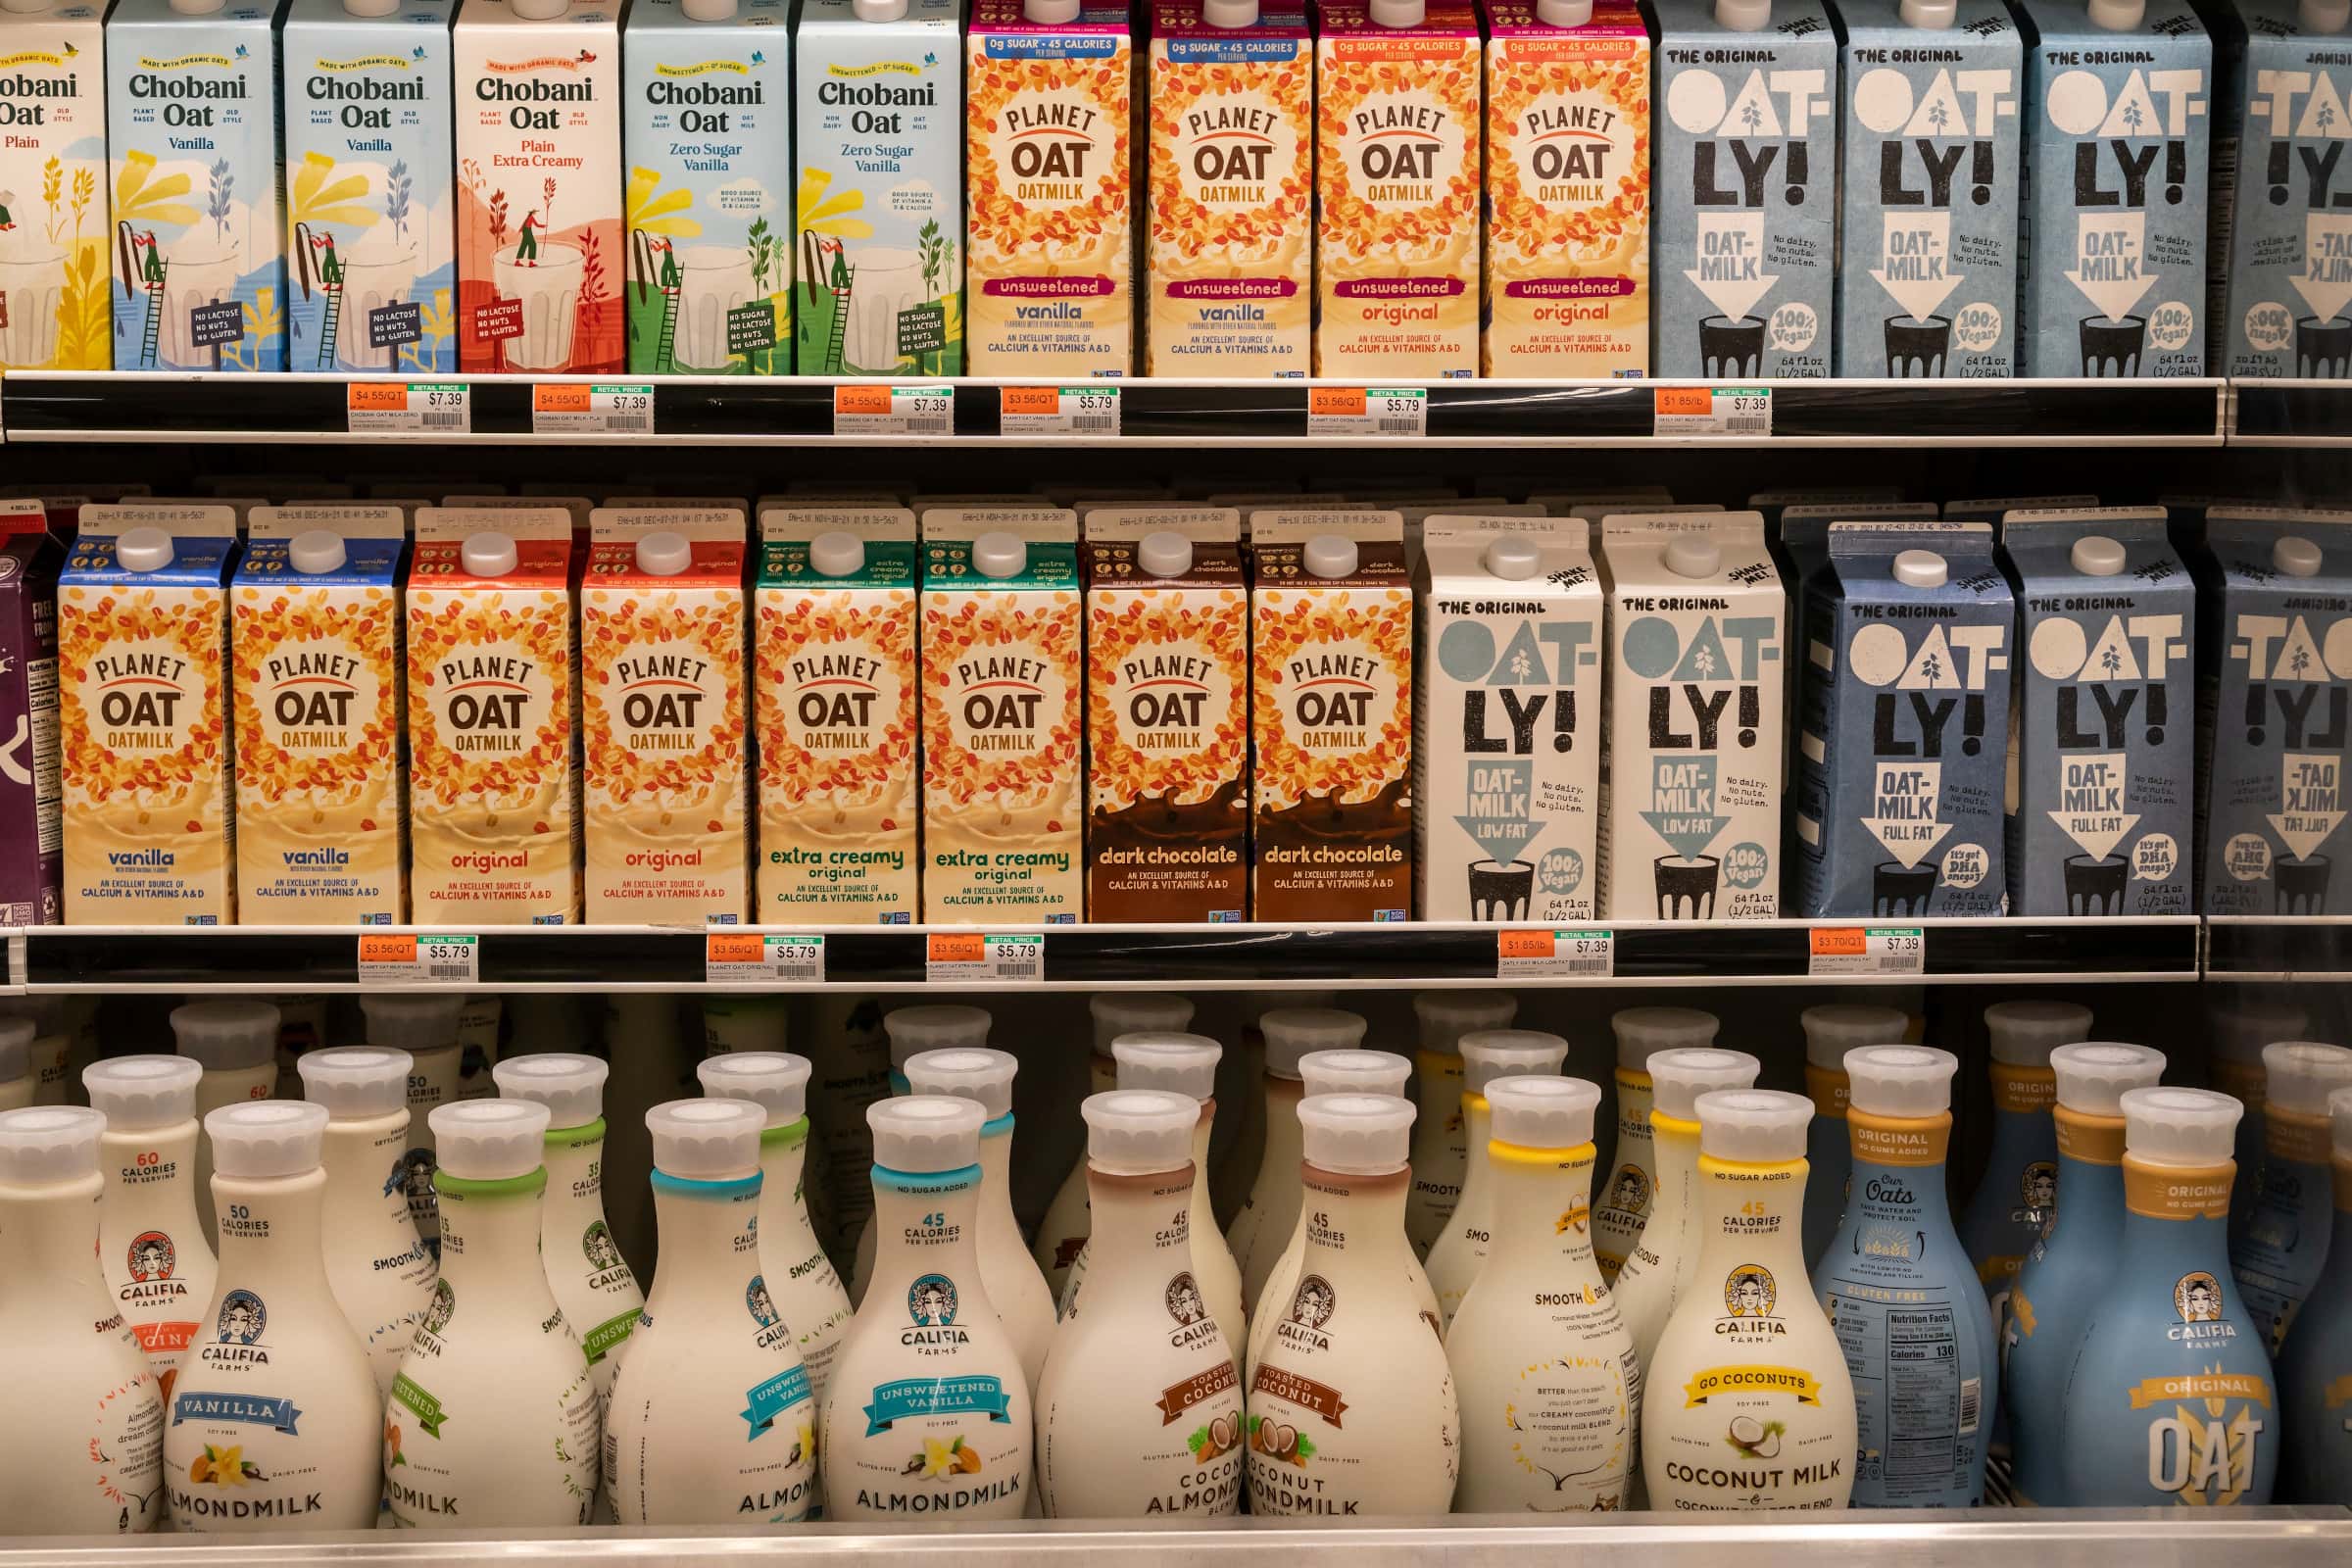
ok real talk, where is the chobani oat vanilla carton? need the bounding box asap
[1084,507,1250,920]
[581,507,749,925]
[754,506,919,922]
[59,504,238,925]
[919,508,1084,922]
[406,507,580,925]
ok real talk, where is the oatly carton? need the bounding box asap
[1834,0,2023,377]
[1652,0,1838,377]
[0,503,63,924]
[2002,507,2194,914]
[1598,513,1785,919]
[0,1,109,370]
[1793,519,2013,916]
[2014,0,2211,376]
[1250,510,1415,920]
[1083,508,1250,920]
[1415,514,1604,921]
[2196,506,2352,913]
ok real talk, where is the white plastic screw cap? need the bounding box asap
[1694,1088,1813,1163]
[207,1100,329,1180]
[0,0,56,14]
[0,1105,105,1185]
[972,530,1028,578]
[1893,549,1948,589]
[1899,0,1955,24]
[1299,1049,1411,1099]
[172,999,282,1073]
[1112,1033,1222,1101]
[2275,535,2326,577]
[360,993,465,1054]
[2071,535,2128,577]
[1203,0,1257,23]
[1414,991,1518,1052]
[344,0,398,15]
[462,531,519,577]
[1665,534,1723,579]
[2305,0,2351,32]
[810,530,867,577]
[904,1047,1019,1120]
[1260,1007,1368,1078]
[869,1094,986,1173]
[1487,1075,1601,1149]
[82,1055,204,1131]
[297,1047,415,1121]
[1651,1048,1764,1120]
[1369,0,1424,23]
[698,1052,814,1128]
[493,1054,609,1128]
[2051,1042,2167,1116]
[1613,1005,1720,1071]
[1984,999,2093,1065]
[1536,0,1593,22]
[1800,1004,1909,1070]
[114,527,176,572]
[1026,0,1079,19]
[1139,531,1195,578]
[2122,1086,2241,1167]
[0,1016,28,1086]
[1844,1045,1958,1117]
[289,529,348,574]
[635,531,692,577]
[647,1097,765,1181]
[432,1099,550,1182]
[854,0,907,19]
[2086,0,2143,27]
[509,0,566,16]
[1303,533,1359,579]
[1485,537,1543,581]
[2211,998,2310,1061]
[682,0,736,17]
[2262,1041,2352,1117]
[1459,1029,1569,1095]
[1083,1089,1200,1174]
[1090,992,1195,1054]
[1299,1092,1415,1173]
[885,1004,992,1068]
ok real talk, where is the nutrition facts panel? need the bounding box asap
[1826,1285,1979,1501]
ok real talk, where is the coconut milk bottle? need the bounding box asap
[1960,1001,2090,1306]
[1594,1006,1720,1281]
[295,1048,435,1397]
[84,1056,217,1399]
[1037,994,1197,1302]
[1228,1009,1366,1325]
[1612,1048,1763,1383]
[0,0,109,370]
[1427,1029,1572,1326]
[1404,991,1518,1259]
[2230,1041,2352,1351]
[1797,1004,1909,1266]
[2278,1084,2352,1502]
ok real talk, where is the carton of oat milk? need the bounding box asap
[59,504,238,924]
[1250,509,1415,920]
[2014,0,2211,376]
[405,507,581,924]
[2196,506,2352,913]
[582,507,749,925]
[1792,519,2013,916]
[1598,512,1784,919]
[753,505,920,922]
[1833,0,2023,377]
[1084,508,1250,920]
[0,1,109,370]
[919,508,1084,922]
[1415,514,1604,921]
[0,503,63,925]
[2002,507,2194,914]
[1651,0,1838,377]
[793,0,962,376]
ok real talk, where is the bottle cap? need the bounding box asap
[0,1016,31,1086]
[1368,0,1424,24]
[297,1047,414,1120]
[972,531,1028,579]
[1260,1007,1367,1078]
[1082,1089,1200,1174]
[1298,1093,1415,1173]
[290,529,349,573]
[2305,0,2351,30]
[510,0,566,15]
[1715,0,1771,24]
[461,531,519,576]
[810,530,866,577]
[2332,1086,2352,1159]
[885,1004,992,1068]
[2050,1042,2167,1116]
[83,1056,205,1133]
[0,996,63,1036]
[1484,537,1542,581]
[172,1000,282,1072]
[854,0,906,18]
[646,1098,763,1181]
[1090,992,1195,1054]
[1487,1075,1601,1148]
[1303,534,1359,579]
[1536,0,1593,22]
[1202,0,1256,22]
[683,0,736,16]
[117,527,177,572]
[1665,534,1722,578]
[492,1054,609,1127]
[904,1047,1018,1120]
[1112,1033,1221,1101]
[2262,1041,2352,1117]
[1844,1046,1958,1117]
[360,993,465,1054]
[1613,1005,1719,1070]
[1241,991,1335,1029]
[1650,1048,1763,1120]
[207,1101,329,1180]
[1460,1029,1569,1096]
[0,1105,105,1185]
[1026,0,1079,18]
[1694,1089,1812,1163]
[1984,999,2092,1065]
[2210,998,2309,1063]
[1298,1049,1411,1099]
[2086,0,2142,26]
[697,1052,813,1128]
[635,531,692,576]
[2122,1086,2242,1167]
[1800,1003,1909,1070]
[1139,531,1194,577]
[344,0,398,14]
[431,1099,550,1181]
[1413,991,1518,1054]
[1892,549,1948,588]
[869,1095,986,1173]
[2070,535,2127,577]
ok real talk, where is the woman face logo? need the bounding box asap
[747,1277,778,1327]
[1164,1272,1206,1326]
[1610,1166,1651,1216]
[908,1274,958,1327]
[128,1232,175,1283]
[422,1279,455,1336]
[1725,1265,1776,1318]
[2021,1162,2058,1212]
[2176,1271,2224,1324]
[583,1222,622,1272]
[219,1290,266,1345]
[1288,1274,1337,1329]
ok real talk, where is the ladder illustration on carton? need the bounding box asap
[292,221,349,370]
[116,220,167,369]
[629,229,681,373]
[801,230,853,375]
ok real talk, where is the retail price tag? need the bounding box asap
[1807,925,1926,977]
[1309,386,1427,439]
[705,931,825,986]
[834,384,955,438]
[1496,928,1614,979]
[1652,385,1772,438]
[925,932,1045,985]
[532,383,655,436]
[347,381,470,435]
[358,933,480,987]
[1001,385,1121,438]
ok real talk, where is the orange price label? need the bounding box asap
[1497,930,1556,962]
[1309,387,1368,418]
[1001,387,1065,417]
[834,383,953,436]
[926,933,987,966]
[1807,925,1923,977]
[1653,387,1715,418]
[706,931,766,966]
[705,932,825,984]
[834,385,895,416]
[346,381,469,433]
[358,933,417,966]
[924,932,1045,983]
[357,932,478,985]
[533,383,592,415]
[1496,928,1614,978]
[1810,928,1868,958]
[347,383,411,414]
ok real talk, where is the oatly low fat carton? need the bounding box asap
[0,503,63,924]
[1793,520,2013,916]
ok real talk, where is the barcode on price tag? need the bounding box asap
[347,382,469,434]
[1653,386,1772,438]
[1001,386,1121,437]
[1309,387,1427,439]
[706,932,825,986]
[925,932,1046,985]
[358,933,480,987]
[1808,925,1925,977]
[834,384,954,438]
[1496,928,1614,979]
[533,383,655,435]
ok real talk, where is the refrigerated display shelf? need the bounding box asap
[2206,916,2352,982]
[2230,377,2352,445]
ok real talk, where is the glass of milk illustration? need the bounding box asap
[631,235,755,370]
[496,210,583,369]
[0,235,66,367]
[295,221,424,370]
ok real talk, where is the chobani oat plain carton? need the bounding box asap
[754,506,919,922]
[59,504,238,924]
[920,509,1084,922]
[406,506,581,925]
[581,507,749,925]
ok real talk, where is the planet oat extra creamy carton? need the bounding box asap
[0,0,110,371]
[1415,514,1604,921]
[1651,0,1838,377]
[753,506,919,922]
[0,502,64,925]
[2001,507,2194,915]
[59,503,238,924]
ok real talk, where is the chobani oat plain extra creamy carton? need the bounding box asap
[920,509,1085,922]
[59,503,237,924]
[581,507,749,925]
[1083,507,1250,920]
[406,506,581,924]
[753,506,919,922]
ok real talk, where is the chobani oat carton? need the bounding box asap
[754,506,919,922]
[1250,509,1415,920]
[406,507,580,925]
[581,507,749,925]
[1084,507,1250,920]
[230,507,408,925]
[59,504,238,925]
[0,503,64,925]
[919,509,1084,922]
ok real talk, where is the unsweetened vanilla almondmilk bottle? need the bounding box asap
[296,1047,437,1398]
[83,1056,219,1399]
[1425,1029,1572,1328]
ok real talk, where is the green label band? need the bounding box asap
[545,1119,607,1152]
[390,1373,449,1437]
[760,1116,811,1152]
[433,1167,549,1200]
[582,1308,638,1363]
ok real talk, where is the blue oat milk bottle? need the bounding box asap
[2230,1041,2352,1353]
[1798,1004,1910,1267]
[1958,1000,2090,1311]
[2277,1084,2352,1503]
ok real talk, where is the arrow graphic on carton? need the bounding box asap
[2269,751,2347,861]
[1457,760,1544,869]
[2291,213,2352,329]
[1874,212,1963,324]
[2067,213,2155,325]
[2047,750,2141,863]
[1642,754,1730,860]
[1864,760,1952,870]
[1687,212,1779,325]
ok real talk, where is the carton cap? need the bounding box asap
[1695,1089,1811,1161]
[635,532,692,577]
[169,0,225,12]
[2051,1043,2166,1116]
[1892,549,1947,588]
[1083,1090,1200,1174]
[463,532,519,576]
[1304,535,1359,578]
[2262,1042,2352,1117]
[297,1047,414,1120]
[1537,0,1593,20]
[1298,1049,1411,1099]
[1801,1004,1909,1070]
[684,0,737,16]
[973,531,1028,578]
[1369,0,1425,22]
[0,1106,105,1186]
[2305,0,2350,31]
[2087,0,2143,27]
[856,0,908,17]
[2071,535,2128,576]
[1027,0,1080,17]
[289,530,349,574]
[2122,1087,2239,1166]
[0,0,54,13]
[2276,536,2325,577]
[1140,531,1194,577]
[647,1098,763,1181]
[494,1054,610,1127]
[116,528,175,573]
[1485,537,1542,580]
[344,0,397,13]
[83,1055,205,1131]
[510,0,568,17]
[1900,0,1955,24]
[809,531,868,576]
[208,1101,329,1180]
[1845,1046,1958,1117]
[869,1095,985,1173]
[1664,535,1721,578]
[1203,0,1257,23]
[1487,1075,1600,1148]
[1715,0,1771,27]
[1299,1093,1414,1172]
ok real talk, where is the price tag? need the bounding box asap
[1652,385,1772,438]
[1808,925,1926,977]
[1496,928,1615,979]
[358,933,480,987]
[834,384,955,438]
[1309,386,1427,439]
[705,931,826,986]
[532,383,656,436]
[925,932,1046,985]
[347,381,470,435]
[1001,385,1122,438]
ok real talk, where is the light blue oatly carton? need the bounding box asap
[1794,519,2013,915]
[2014,0,2211,376]
[1653,0,1839,376]
[1834,0,2023,375]
[2001,507,2195,915]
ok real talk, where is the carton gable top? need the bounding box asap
[759,506,918,543]
[1424,514,1592,551]
[1250,509,1404,545]
[249,505,408,541]
[2205,508,2352,577]
[798,0,957,31]
[1945,494,2102,520]
[1085,508,1242,543]
[920,509,1079,543]
[1152,0,1309,40]
[0,501,52,537]
[416,507,574,544]
[2002,511,2179,575]
[1600,512,1777,577]
[1837,0,2013,39]
[284,0,453,29]
[589,508,747,542]
[1575,502,1723,523]
[1825,518,1999,564]
[2001,505,2169,539]
[971,0,1129,35]
[78,503,239,539]
[1599,508,1750,541]
[235,533,406,586]
[1781,502,1941,524]
[2012,0,2205,46]
[1318,0,1481,34]
[455,0,617,28]
[1482,0,1647,38]
[1422,515,1597,583]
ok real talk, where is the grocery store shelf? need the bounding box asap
[2229,376,2352,445]
[2205,916,2352,982]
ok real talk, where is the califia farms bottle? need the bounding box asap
[1796,1004,1910,1268]
[296,1047,437,1397]
[2230,1042,2352,1353]
[1230,1007,1367,1317]
[1425,1028,1571,1329]
[1958,1001,2090,1309]
[84,1055,218,1399]
[2278,1085,2352,1504]
[362,995,468,1262]
[1035,993,1197,1301]
[2210,997,2306,1248]
[1595,1007,1721,1282]
[851,1004,994,1304]
[0,1014,36,1109]
[173,1000,282,1245]
[1403,991,1519,1260]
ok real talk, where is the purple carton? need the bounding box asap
[0,502,63,925]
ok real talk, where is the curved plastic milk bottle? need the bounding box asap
[1595,1007,1720,1282]
[1036,993,1197,1299]
[362,995,467,1262]
[385,1101,600,1527]
[84,1056,219,1398]
[1958,1000,2090,1308]
[851,1004,993,1303]
[174,1000,282,1243]
[1449,1075,1642,1512]
[1612,1048,1764,1382]
[166,1101,382,1532]
[824,1095,1035,1521]
[296,1048,437,1396]
[700,999,829,1237]
[2230,1042,2352,1353]
[1,997,75,1104]
[2211,997,2306,1248]
[1813,1047,1996,1507]
[1212,992,1337,1230]
[0,1105,166,1534]
[0,1014,37,1109]
[1798,1004,1909,1267]
[1403,991,1519,1259]
[2054,1088,2278,1507]
[2278,1085,2352,1504]
[1230,1007,1367,1314]
[1427,1029,1572,1328]
[609,1099,819,1524]
[1642,1089,1857,1511]
[1036,1090,1245,1517]
[2007,1042,2167,1504]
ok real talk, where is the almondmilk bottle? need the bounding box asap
[0,0,109,370]
[1425,1029,1573,1326]
[363,993,466,1259]
[1959,1000,2091,1306]
[1610,1047,1762,1382]
[2278,1083,2352,1503]
[1403,991,1518,1259]
[295,1047,435,1398]
[848,1004,994,1300]
[1036,993,1197,1302]
[1593,1005,1720,1282]
[175,999,281,1245]
[1798,1004,1910,1266]
[2230,1041,2352,1351]
[1229,1007,1367,1320]
[85,1055,218,1399]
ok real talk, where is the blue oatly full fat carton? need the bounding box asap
[1794,519,2014,916]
